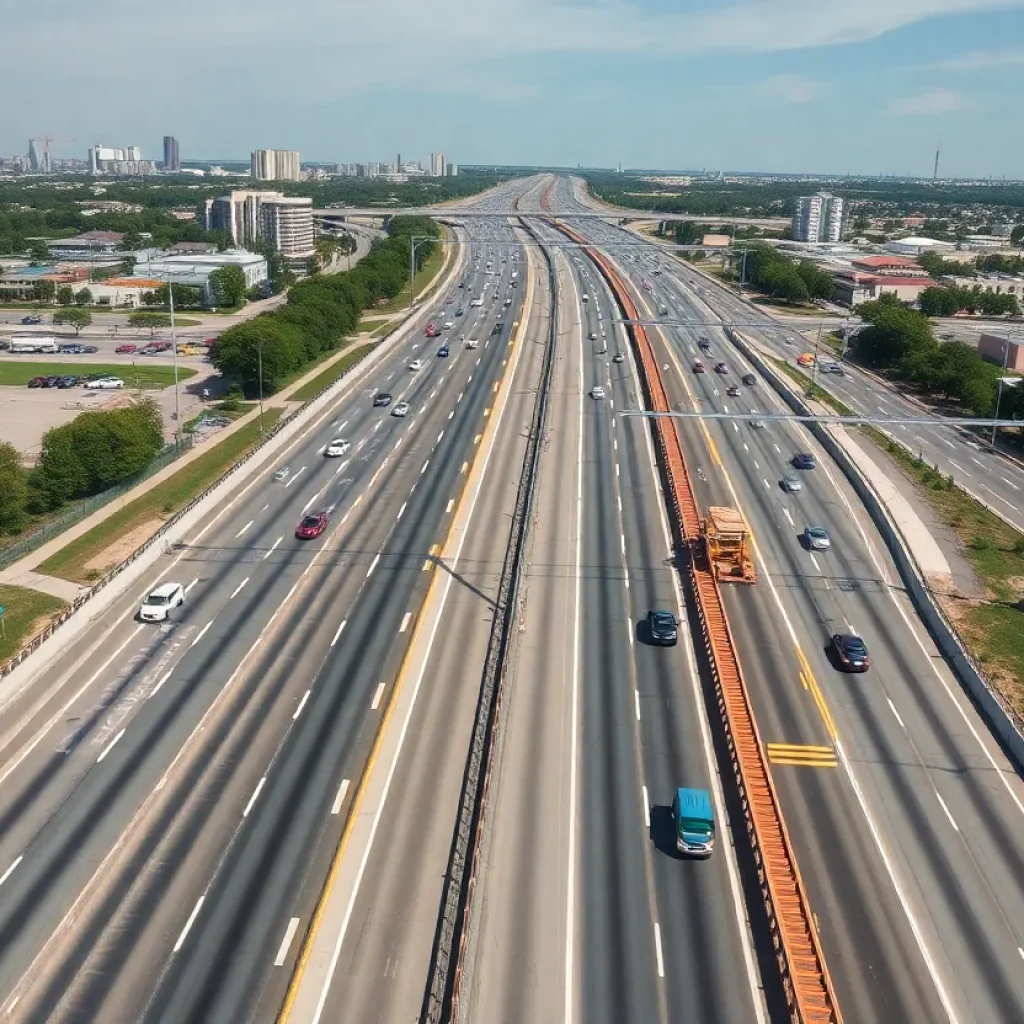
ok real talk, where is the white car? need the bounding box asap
[591,385,606,400]
[89,377,124,389]
[139,581,185,622]
[443,321,454,331]
[582,294,590,303]
[409,359,424,371]
[465,338,479,349]
[391,401,410,417]
[273,466,290,481]
[324,439,350,457]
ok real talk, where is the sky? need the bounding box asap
[4,0,1024,177]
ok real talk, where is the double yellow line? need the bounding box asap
[277,235,537,1024]
[766,742,837,768]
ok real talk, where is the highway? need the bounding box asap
[543,175,1024,1024]
[0,218,531,1022]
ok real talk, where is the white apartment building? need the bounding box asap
[792,192,844,243]
[250,149,302,181]
[430,152,446,177]
[260,197,315,262]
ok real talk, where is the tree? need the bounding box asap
[315,235,341,270]
[0,442,29,535]
[121,230,143,251]
[28,240,50,265]
[53,308,93,335]
[128,311,172,336]
[674,221,702,246]
[32,280,56,304]
[1010,224,1024,248]
[74,287,93,306]
[918,287,961,318]
[208,265,247,307]
[795,260,834,300]
[56,284,75,306]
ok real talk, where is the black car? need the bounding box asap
[82,345,99,354]
[455,308,465,316]
[742,373,757,386]
[437,346,449,358]
[491,322,504,336]
[646,609,678,646]
[832,633,869,672]
[698,337,711,351]
[792,453,817,470]
[21,315,42,325]
[57,375,79,389]
[58,344,80,354]
[41,375,61,388]
[373,392,392,407]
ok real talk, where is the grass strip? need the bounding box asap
[0,363,196,388]
[289,344,376,402]
[39,408,284,584]
[0,585,66,668]
[770,358,853,416]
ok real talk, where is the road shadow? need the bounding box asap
[649,804,682,859]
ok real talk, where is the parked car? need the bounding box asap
[88,377,124,389]
[57,375,79,389]
[27,376,45,388]
[116,343,138,354]
[21,315,43,325]
[82,345,98,354]
[41,375,61,388]
[295,511,329,540]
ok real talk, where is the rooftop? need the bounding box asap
[852,254,921,269]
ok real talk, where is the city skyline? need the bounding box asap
[3,1,1024,176]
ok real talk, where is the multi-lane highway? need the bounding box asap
[1,172,1023,1024]
[538,175,1024,1024]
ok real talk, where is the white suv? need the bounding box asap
[324,439,350,457]
[139,582,185,622]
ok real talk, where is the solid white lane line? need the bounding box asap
[234,520,254,539]
[284,466,306,488]
[634,689,641,721]
[293,690,311,720]
[935,792,960,832]
[330,620,347,647]
[190,621,213,648]
[399,612,411,633]
[330,778,350,816]
[229,577,250,600]
[243,777,266,817]
[366,553,381,577]
[653,922,665,978]
[396,502,407,520]
[888,698,906,730]
[371,683,386,710]
[0,857,23,889]
[264,537,283,560]
[275,917,302,967]
[173,896,205,952]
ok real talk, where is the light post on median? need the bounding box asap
[167,276,182,449]
[991,333,1017,448]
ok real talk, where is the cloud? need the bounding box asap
[919,44,1024,70]
[887,87,967,114]
[755,74,826,103]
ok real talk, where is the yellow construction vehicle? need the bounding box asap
[702,506,756,584]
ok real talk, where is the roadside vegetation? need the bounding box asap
[0,584,66,667]
[290,343,376,402]
[39,407,284,583]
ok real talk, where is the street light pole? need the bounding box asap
[991,335,1013,448]
[168,278,182,449]
[257,339,265,434]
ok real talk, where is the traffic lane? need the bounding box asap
[579,363,662,1024]
[612,382,762,1021]
[112,279,526,1024]
[463,252,579,1024]
[313,261,549,1024]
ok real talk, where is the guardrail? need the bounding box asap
[729,328,1024,771]
[421,220,556,1023]
[552,220,842,1024]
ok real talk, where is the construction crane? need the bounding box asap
[28,135,77,172]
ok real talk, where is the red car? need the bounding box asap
[116,343,137,354]
[295,511,328,540]
[425,322,441,338]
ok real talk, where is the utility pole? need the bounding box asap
[991,335,1014,448]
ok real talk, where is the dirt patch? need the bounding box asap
[82,518,164,576]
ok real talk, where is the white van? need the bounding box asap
[10,335,58,354]
[470,298,483,307]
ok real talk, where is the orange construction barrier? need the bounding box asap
[552,220,842,1024]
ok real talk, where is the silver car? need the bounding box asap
[782,473,803,493]
[804,526,831,551]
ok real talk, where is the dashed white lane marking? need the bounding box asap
[173,896,206,953]
[948,460,971,478]
[150,669,174,699]
[971,457,985,467]
[399,612,411,633]
[284,466,306,488]
[330,620,347,647]
[634,690,641,720]
[264,537,283,560]
[935,791,960,832]
[421,459,430,475]
[331,778,351,816]
[243,777,266,817]
[773,444,781,454]
[396,502,407,520]
[371,683,386,710]
[446,499,454,513]
[653,922,665,978]
[366,553,381,577]
[229,577,249,600]
[763,478,770,490]
[939,436,956,449]
[96,728,126,764]
[1001,476,1020,490]
[783,508,794,527]
[0,857,23,889]
[293,690,311,720]
[888,698,906,730]
[184,578,199,594]
[642,786,650,828]
[809,553,822,573]
[274,917,302,967]
[190,621,213,648]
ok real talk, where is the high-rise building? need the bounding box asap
[87,144,153,176]
[260,197,315,262]
[250,149,302,181]
[163,136,180,172]
[27,139,40,172]
[792,192,844,243]
[430,152,446,177]
[447,162,458,177]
